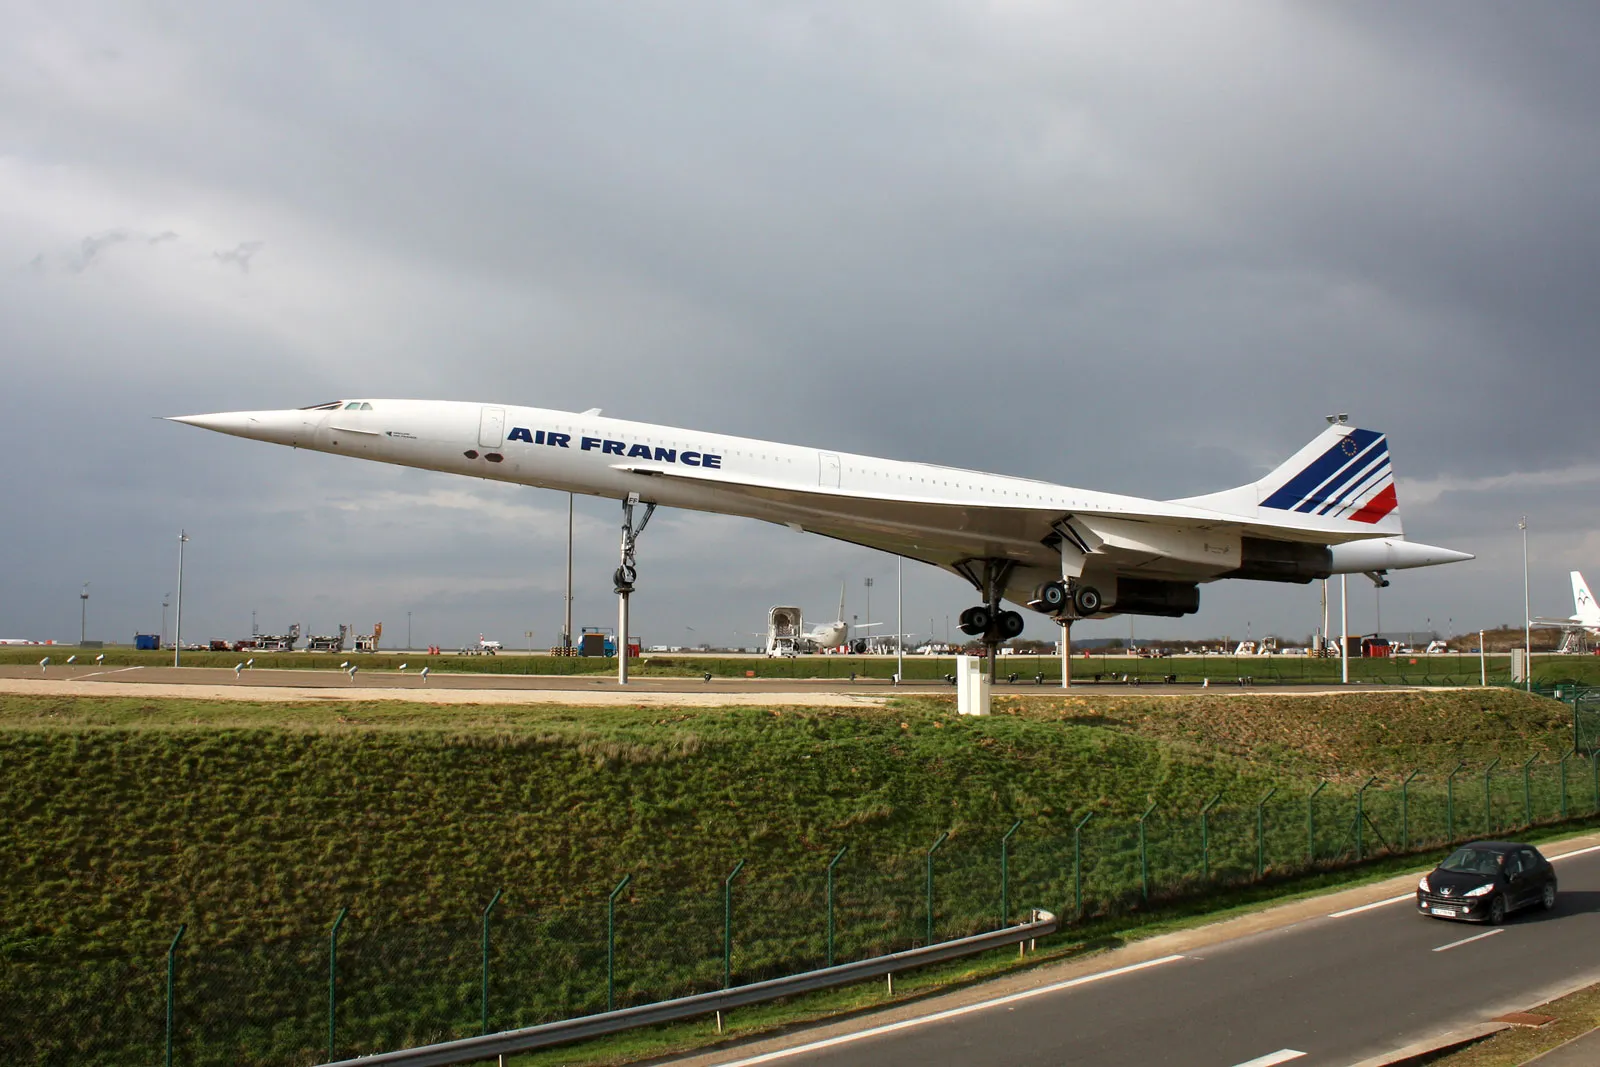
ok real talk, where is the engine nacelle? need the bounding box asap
[1108,578,1201,618]
[1232,537,1333,584]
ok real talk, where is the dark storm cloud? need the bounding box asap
[0,2,1596,648]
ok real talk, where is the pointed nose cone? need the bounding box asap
[164,410,314,447]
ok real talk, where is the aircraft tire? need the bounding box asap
[1073,586,1103,615]
[997,610,1025,640]
[1033,581,1068,612]
[959,606,991,636]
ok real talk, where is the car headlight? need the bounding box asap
[1463,883,1495,898]
[1418,875,1430,893]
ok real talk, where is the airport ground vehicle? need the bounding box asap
[1416,842,1557,924]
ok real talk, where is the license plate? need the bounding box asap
[1431,906,1458,917]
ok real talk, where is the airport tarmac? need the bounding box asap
[0,664,1423,706]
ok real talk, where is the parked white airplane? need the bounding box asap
[168,401,1472,648]
[1532,572,1600,636]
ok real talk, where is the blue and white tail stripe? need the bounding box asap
[1260,429,1399,524]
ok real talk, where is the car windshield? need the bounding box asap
[1440,847,1504,875]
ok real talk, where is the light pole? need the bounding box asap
[1340,573,1349,684]
[864,578,873,653]
[407,611,412,651]
[174,531,189,667]
[564,492,574,651]
[1520,515,1531,690]
[896,556,904,680]
[79,583,89,646]
[161,593,170,650]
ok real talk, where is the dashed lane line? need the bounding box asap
[1229,1051,1306,1067]
[1431,929,1504,953]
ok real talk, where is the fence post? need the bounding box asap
[1255,788,1276,878]
[1593,750,1599,814]
[723,859,745,989]
[1307,781,1327,864]
[1073,812,1094,919]
[1446,761,1466,842]
[1200,795,1221,880]
[1523,755,1538,828]
[328,906,347,1060]
[165,923,185,1067]
[1401,770,1420,851]
[1483,757,1501,835]
[1355,778,1378,861]
[607,874,631,1012]
[999,819,1022,927]
[925,832,949,945]
[480,888,501,1035]
[1137,802,1157,901]
[826,846,847,968]
[1561,749,1576,819]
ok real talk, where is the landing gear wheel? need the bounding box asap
[1032,581,1068,613]
[958,606,992,636]
[1542,882,1558,911]
[1488,894,1507,925]
[996,610,1025,640]
[1072,585,1103,616]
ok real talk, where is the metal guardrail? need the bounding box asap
[316,911,1058,1067]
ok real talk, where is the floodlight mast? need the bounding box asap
[79,583,89,646]
[1520,516,1531,691]
[174,531,189,667]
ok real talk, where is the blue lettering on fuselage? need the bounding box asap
[509,427,720,469]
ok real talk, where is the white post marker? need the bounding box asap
[1480,631,1486,686]
[1340,573,1349,684]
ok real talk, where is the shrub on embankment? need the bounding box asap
[0,689,1584,1065]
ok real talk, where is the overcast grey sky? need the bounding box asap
[2,3,1596,650]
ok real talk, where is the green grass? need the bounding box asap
[0,687,1591,1065]
[10,645,1600,686]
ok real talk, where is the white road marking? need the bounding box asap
[1329,892,1413,918]
[1551,843,1600,862]
[1230,1051,1306,1067]
[1431,928,1504,953]
[713,954,1190,1066]
[76,666,144,680]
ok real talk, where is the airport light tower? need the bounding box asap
[79,583,89,646]
[1520,516,1531,691]
[174,531,189,667]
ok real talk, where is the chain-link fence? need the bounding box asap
[9,754,1600,1066]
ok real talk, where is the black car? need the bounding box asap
[1416,841,1557,924]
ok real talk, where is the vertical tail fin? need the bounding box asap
[1176,424,1403,536]
[1575,572,1598,625]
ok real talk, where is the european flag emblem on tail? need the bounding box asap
[1260,428,1398,524]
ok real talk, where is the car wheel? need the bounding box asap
[1542,882,1558,911]
[1488,894,1507,925]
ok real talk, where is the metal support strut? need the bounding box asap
[615,494,656,685]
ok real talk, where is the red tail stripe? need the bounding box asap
[1350,483,1399,525]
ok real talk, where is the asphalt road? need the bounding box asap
[700,845,1600,1067]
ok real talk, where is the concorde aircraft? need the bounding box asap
[168,401,1471,649]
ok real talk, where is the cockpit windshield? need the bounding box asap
[342,401,374,410]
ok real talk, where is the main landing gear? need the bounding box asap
[1027,579,1102,618]
[952,560,1025,682]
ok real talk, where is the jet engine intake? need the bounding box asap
[1110,578,1201,618]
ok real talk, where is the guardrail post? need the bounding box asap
[607,874,631,1012]
[925,832,948,945]
[1073,812,1094,919]
[1307,781,1327,864]
[1523,754,1538,827]
[723,860,745,989]
[480,889,501,1035]
[1401,770,1420,851]
[165,923,185,1067]
[826,846,847,968]
[328,906,347,1060]
[1483,757,1500,835]
[1200,795,1222,880]
[1446,761,1466,842]
[999,820,1022,927]
[1137,802,1157,901]
[1355,778,1377,862]
[1255,788,1276,878]
[1561,749,1576,819]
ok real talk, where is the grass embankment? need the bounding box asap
[0,689,1584,1066]
[9,645,1600,686]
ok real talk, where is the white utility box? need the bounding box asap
[956,654,992,715]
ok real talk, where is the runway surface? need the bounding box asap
[672,838,1600,1067]
[0,664,1414,706]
